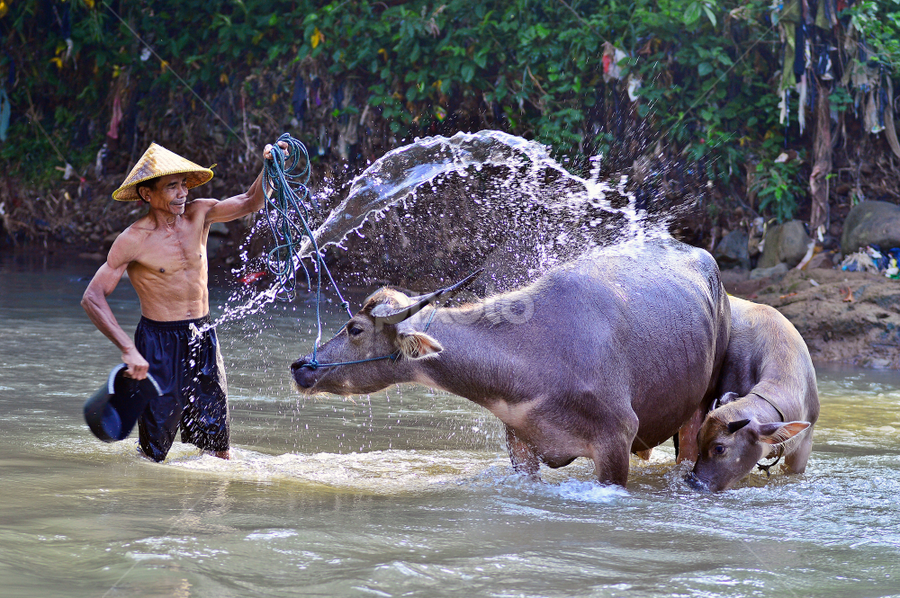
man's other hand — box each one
[123,347,150,380]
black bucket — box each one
[83,364,162,442]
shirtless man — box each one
[82,142,285,462]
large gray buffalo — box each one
[292,238,731,487]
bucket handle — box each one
[108,363,163,396]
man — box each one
[82,141,284,462]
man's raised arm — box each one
[205,142,289,224]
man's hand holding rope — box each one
[263,140,291,174]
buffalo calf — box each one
[686,296,819,492]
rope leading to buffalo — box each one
[262,133,352,365]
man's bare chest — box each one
[135,225,207,275]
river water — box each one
[2,253,900,598]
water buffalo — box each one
[686,296,819,492]
[292,237,731,487]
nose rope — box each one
[263,134,354,369]
[301,304,441,370]
[300,351,401,370]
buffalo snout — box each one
[684,471,710,492]
[291,358,316,389]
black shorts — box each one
[134,315,229,461]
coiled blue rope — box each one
[262,133,353,364]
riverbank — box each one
[723,266,900,369]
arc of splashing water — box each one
[297,130,573,257]
[211,129,653,329]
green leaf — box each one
[684,3,702,25]
[461,64,475,83]
[698,62,713,77]
[474,49,488,69]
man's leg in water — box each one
[135,317,186,462]
[181,321,231,458]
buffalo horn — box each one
[372,268,484,326]
[726,419,751,434]
[712,391,740,412]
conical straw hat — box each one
[112,142,214,201]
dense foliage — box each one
[1,0,898,245]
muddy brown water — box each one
[2,254,900,598]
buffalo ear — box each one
[397,331,443,360]
[759,421,811,445]
[727,419,752,434]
